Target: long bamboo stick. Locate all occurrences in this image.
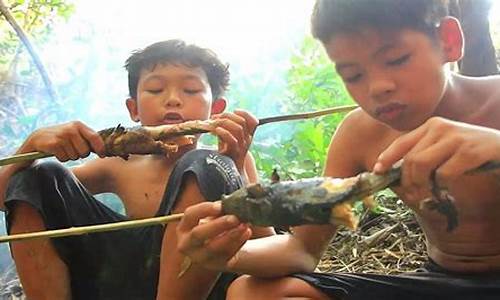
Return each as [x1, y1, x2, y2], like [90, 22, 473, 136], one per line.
[0, 105, 358, 167]
[258, 104, 357, 125]
[0, 213, 183, 243]
[0, 105, 359, 243]
[0, 159, 498, 243]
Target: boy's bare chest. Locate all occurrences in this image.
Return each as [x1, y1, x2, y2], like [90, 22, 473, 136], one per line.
[112, 160, 172, 219]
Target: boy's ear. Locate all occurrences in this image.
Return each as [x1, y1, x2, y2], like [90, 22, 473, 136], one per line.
[211, 98, 227, 115]
[125, 98, 140, 122]
[438, 17, 464, 62]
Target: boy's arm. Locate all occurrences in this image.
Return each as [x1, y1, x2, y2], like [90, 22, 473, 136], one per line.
[0, 121, 105, 209]
[177, 111, 366, 277]
[243, 151, 258, 184]
[211, 110, 258, 172]
[243, 151, 276, 238]
[71, 158, 114, 194]
[374, 117, 500, 204]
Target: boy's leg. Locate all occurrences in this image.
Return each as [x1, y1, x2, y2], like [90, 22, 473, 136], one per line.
[226, 275, 332, 300]
[155, 149, 244, 300]
[156, 175, 222, 300]
[9, 202, 71, 300]
[4, 160, 132, 300]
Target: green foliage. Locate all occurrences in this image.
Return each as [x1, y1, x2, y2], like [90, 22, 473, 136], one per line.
[253, 36, 353, 181]
[0, 0, 75, 157]
[1, 0, 75, 72]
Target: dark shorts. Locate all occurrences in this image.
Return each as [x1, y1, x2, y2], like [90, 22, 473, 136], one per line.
[4, 149, 243, 300]
[293, 260, 500, 300]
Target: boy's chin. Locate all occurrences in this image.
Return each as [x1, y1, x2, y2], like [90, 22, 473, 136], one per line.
[383, 119, 424, 132]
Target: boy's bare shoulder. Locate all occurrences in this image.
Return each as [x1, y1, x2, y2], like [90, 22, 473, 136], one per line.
[71, 156, 128, 194]
[487, 76, 500, 104]
[461, 75, 500, 127]
[325, 107, 397, 176]
[336, 107, 394, 145]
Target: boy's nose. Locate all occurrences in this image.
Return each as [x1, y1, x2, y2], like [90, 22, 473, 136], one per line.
[165, 93, 182, 107]
[368, 78, 396, 101]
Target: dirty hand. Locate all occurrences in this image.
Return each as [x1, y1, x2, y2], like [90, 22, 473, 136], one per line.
[176, 201, 252, 272]
[211, 110, 258, 171]
[20, 121, 105, 162]
[373, 117, 500, 203]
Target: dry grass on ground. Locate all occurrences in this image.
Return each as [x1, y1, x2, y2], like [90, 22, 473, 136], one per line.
[0, 192, 427, 299]
[318, 192, 427, 274]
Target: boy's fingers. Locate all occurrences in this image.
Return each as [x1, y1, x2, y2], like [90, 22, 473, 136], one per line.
[178, 202, 223, 231]
[402, 142, 452, 191]
[435, 144, 487, 183]
[186, 215, 241, 248]
[60, 139, 79, 161]
[208, 224, 251, 260]
[234, 110, 258, 134]
[374, 126, 428, 173]
[70, 135, 92, 159]
[217, 119, 245, 145]
[79, 125, 105, 157]
[214, 127, 239, 155]
[52, 146, 69, 162]
[186, 224, 251, 268]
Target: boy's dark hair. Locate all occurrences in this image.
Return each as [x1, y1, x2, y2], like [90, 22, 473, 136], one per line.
[124, 39, 230, 100]
[311, 0, 449, 43]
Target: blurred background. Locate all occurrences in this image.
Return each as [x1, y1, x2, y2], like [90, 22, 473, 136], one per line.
[0, 0, 499, 297]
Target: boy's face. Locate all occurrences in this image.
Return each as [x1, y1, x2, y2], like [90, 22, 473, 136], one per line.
[324, 28, 449, 131]
[126, 63, 224, 126]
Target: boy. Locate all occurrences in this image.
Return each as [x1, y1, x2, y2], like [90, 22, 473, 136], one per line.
[176, 1, 500, 299]
[0, 39, 272, 300]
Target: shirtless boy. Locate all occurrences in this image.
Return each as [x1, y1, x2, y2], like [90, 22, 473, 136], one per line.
[177, 1, 500, 299]
[0, 39, 271, 300]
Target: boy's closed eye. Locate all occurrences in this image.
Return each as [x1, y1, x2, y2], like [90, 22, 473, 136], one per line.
[386, 53, 411, 66]
[343, 73, 363, 83]
[143, 80, 165, 94]
[146, 88, 164, 94]
[184, 88, 203, 95]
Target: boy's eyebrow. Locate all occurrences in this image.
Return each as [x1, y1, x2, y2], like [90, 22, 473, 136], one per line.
[373, 43, 396, 58]
[335, 43, 398, 73]
[180, 74, 205, 82]
[335, 63, 356, 73]
[142, 74, 204, 83]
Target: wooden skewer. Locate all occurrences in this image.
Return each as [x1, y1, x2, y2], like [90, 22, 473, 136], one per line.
[257, 104, 357, 125]
[1, 159, 499, 244]
[0, 105, 358, 243]
[0, 213, 184, 244]
[0, 105, 358, 167]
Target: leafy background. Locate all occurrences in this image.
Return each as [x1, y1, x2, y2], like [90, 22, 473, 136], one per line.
[0, 0, 355, 276]
[0, 0, 499, 289]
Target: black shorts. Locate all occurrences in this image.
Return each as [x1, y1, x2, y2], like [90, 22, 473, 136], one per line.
[293, 260, 500, 300]
[4, 149, 243, 300]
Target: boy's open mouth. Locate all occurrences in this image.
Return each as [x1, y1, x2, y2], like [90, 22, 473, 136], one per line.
[163, 112, 185, 124]
[375, 103, 406, 121]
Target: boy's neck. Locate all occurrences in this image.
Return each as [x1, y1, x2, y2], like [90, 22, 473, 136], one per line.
[432, 72, 476, 122]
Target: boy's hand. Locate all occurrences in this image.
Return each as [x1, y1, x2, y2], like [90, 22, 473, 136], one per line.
[211, 110, 258, 171]
[20, 121, 105, 162]
[374, 117, 500, 202]
[176, 202, 252, 272]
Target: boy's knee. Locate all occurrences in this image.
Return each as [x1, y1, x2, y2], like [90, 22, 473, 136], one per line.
[227, 275, 296, 300]
[9, 202, 46, 233]
[172, 149, 244, 200]
[31, 160, 71, 182]
[228, 275, 332, 300]
[226, 275, 252, 300]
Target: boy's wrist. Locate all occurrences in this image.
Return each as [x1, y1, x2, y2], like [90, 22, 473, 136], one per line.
[14, 141, 38, 170]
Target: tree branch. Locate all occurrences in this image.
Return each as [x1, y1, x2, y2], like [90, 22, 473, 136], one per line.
[0, 0, 59, 103]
